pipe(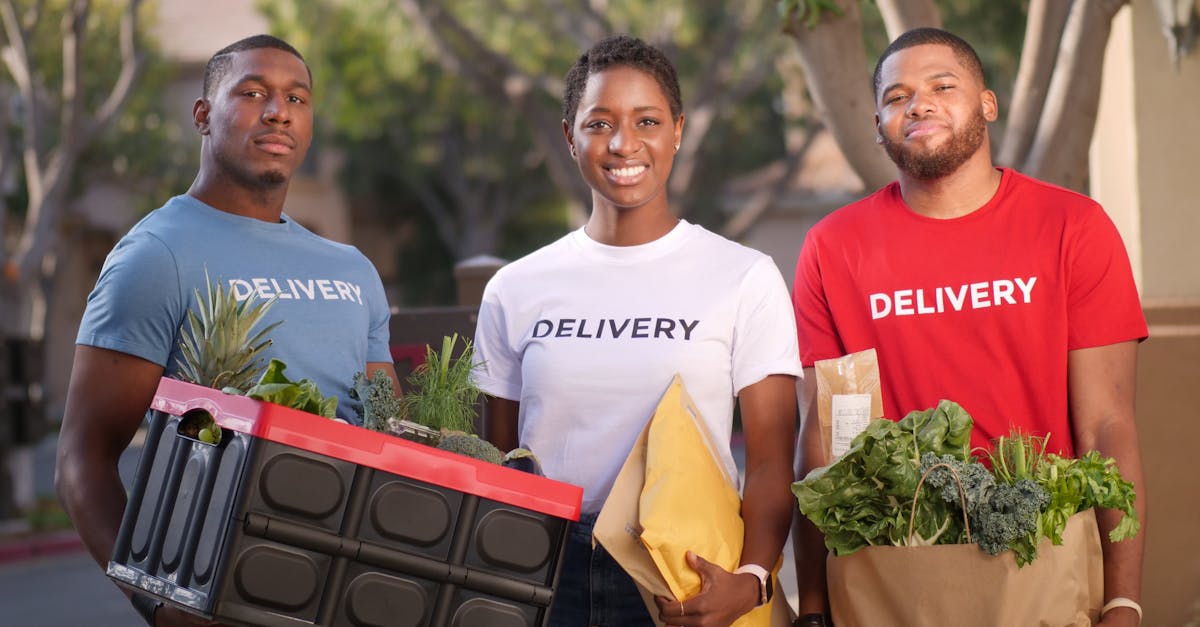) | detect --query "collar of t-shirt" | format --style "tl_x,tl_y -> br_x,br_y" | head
570,219 -> 696,265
